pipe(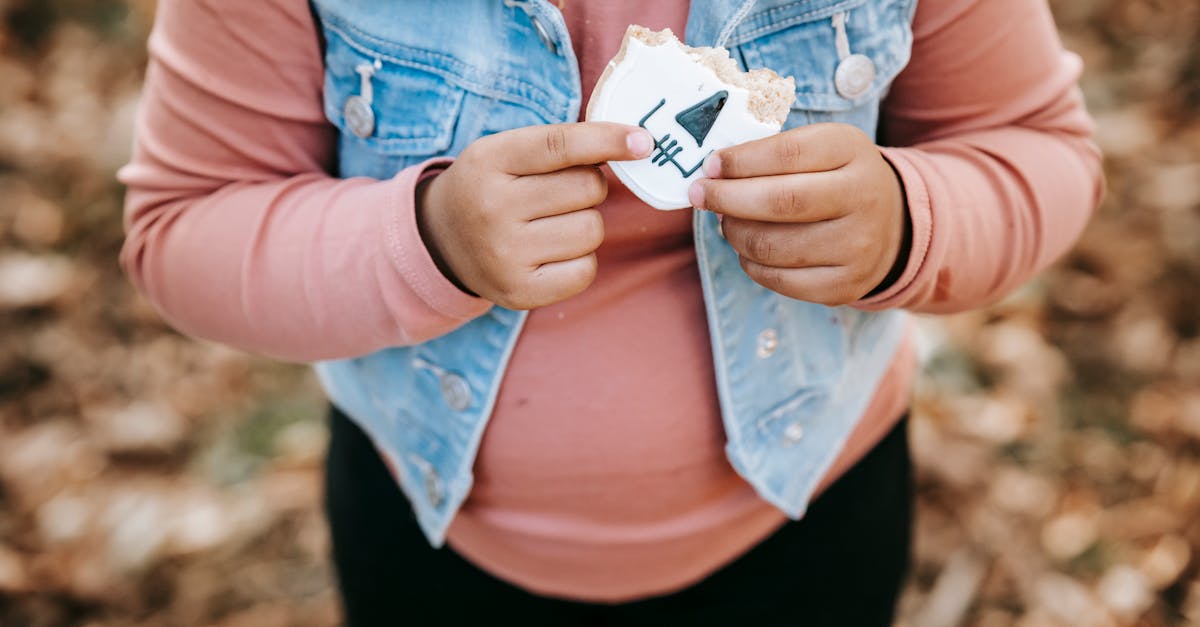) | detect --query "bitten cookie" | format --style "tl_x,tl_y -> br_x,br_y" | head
586,26 -> 796,210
